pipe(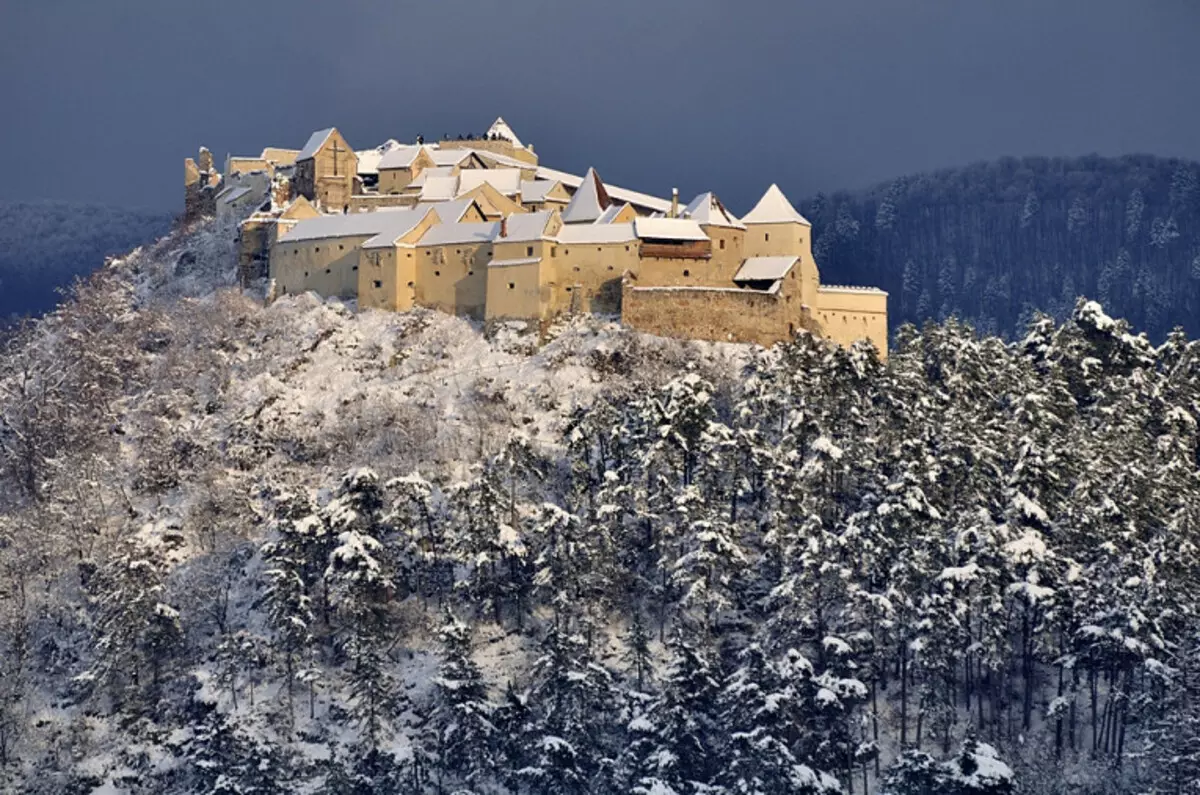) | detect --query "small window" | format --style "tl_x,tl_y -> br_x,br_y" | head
456,248 -> 461,254
625,245 -> 630,252
526,246 -> 534,257
468,270 -> 474,276
352,265 -> 358,271
304,271 -> 309,277
765,233 -> 770,242
683,269 -> 690,277
373,280 -> 383,289
324,268 -> 331,274
607,265 -> 614,271
507,282 -> 515,290
293,249 -> 298,255
597,247 -> 602,252
434,270 -> 441,276
339,244 -> 344,251
573,266 -> 580,272
315,247 -> 320,252
407,281 -> 414,287
551,246 -> 558,256
566,286 -> 573,292
719,239 -> 725,250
